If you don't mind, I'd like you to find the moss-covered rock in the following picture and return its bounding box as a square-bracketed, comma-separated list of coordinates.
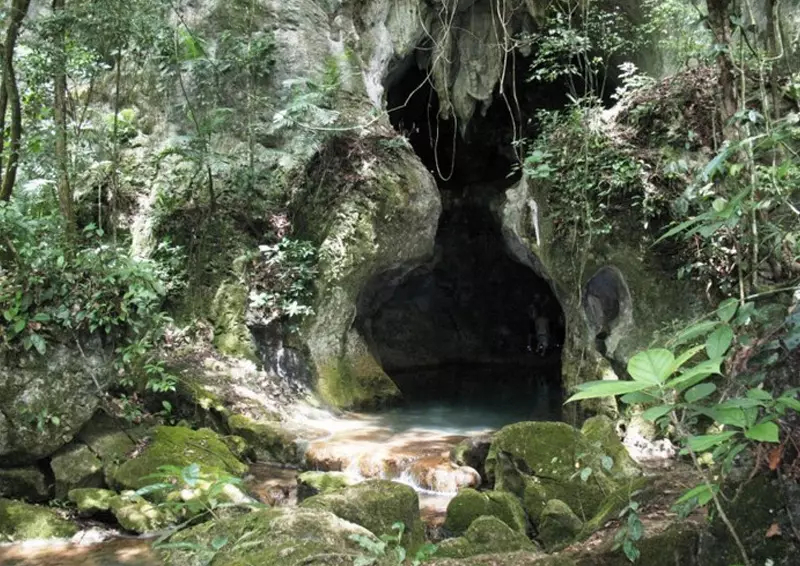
[488, 421, 621, 520]
[113, 426, 247, 490]
[226, 414, 302, 465]
[437, 516, 538, 559]
[444, 488, 527, 536]
[538, 499, 583, 551]
[210, 281, 257, 360]
[50, 442, 104, 499]
[450, 435, 492, 481]
[0, 467, 50, 502]
[0, 498, 78, 541]
[109, 492, 175, 534]
[584, 477, 651, 533]
[161, 507, 390, 566]
[301, 479, 424, 552]
[316, 345, 402, 409]
[580, 416, 640, 479]
[573, 521, 702, 566]
[76, 413, 149, 486]
[296, 471, 355, 501]
[68, 488, 116, 516]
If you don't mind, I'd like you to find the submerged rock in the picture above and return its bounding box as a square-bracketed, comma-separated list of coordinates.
[538, 499, 583, 551]
[226, 414, 302, 466]
[0, 466, 50, 502]
[50, 442, 104, 499]
[113, 426, 248, 490]
[0, 498, 78, 541]
[301, 479, 424, 552]
[68, 488, 116, 516]
[296, 471, 355, 501]
[161, 507, 387, 566]
[444, 488, 527, 536]
[437, 516, 537, 560]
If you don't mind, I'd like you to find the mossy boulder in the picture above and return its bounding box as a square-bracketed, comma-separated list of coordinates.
[437, 516, 538, 559]
[226, 414, 302, 465]
[0, 467, 50, 502]
[0, 498, 78, 541]
[109, 492, 175, 533]
[113, 426, 247, 490]
[488, 421, 624, 519]
[444, 488, 527, 536]
[210, 281, 257, 360]
[301, 479, 424, 552]
[297, 471, 355, 501]
[580, 416, 640, 479]
[317, 344, 402, 410]
[68, 488, 116, 516]
[161, 507, 390, 566]
[76, 413, 149, 485]
[538, 499, 583, 551]
[50, 442, 104, 499]
[584, 477, 651, 533]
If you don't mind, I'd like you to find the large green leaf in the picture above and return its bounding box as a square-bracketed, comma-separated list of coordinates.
[716, 298, 739, 323]
[673, 321, 719, 346]
[641, 405, 673, 422]
[686, 432, 737, 452]
[745, 422, 779, 443]
[684, 383, 717, 403]
[566, 380, 652, 403]
[705, 325, 733, 359]
[675, 483, 718, 506]
[666, 359, 722, 391]
[672, 345, 706, 373]
[701, 406, 758, 429]
[627, 349, 675, 385]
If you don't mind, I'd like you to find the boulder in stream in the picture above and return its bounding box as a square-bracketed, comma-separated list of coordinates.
[0, 498, 77, 541]
[296, 470, 355, 501]
[437, 515, 538, 560]
[444, 488, 527, 536]
[226, 414, 303, 466]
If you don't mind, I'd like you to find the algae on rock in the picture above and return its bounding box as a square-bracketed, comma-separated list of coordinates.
[437, 515, 537, 560]
[68, 488, 117, 516]
[0, 498, 77, 541]
[444, 488, 528, 536]
[538, 499, 583, 551]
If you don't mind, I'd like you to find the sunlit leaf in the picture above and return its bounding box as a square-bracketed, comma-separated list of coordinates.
[717, 298, 738, 323]
[627, 349, 675, 385]
[705, 325, 733, 359]
[684, 383, 716, 403]
[566, 380, 652, 402]
[641, 405, 672, 422]
[745, 422, 779, 443]
[686, 432, 737, 452]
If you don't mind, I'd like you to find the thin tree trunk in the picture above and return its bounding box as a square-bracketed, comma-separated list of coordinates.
[707, 0, 738, 127]
[53, 0, 74, 234]
[0, 0, 32, 201]
[110, 49, 122, 241]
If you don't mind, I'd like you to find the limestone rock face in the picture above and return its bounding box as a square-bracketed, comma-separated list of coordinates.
[437, 515, 537, 560]
[0, 344, 111, 465]
[50, 443, 104, 499]
[0, 467, 50, 502]
[444, 488, 527, 536]
[113, 426, 248, 491]
[0, 498, 77, 541]
[161, 507, 388, 566]
[300, 479, 424, 552]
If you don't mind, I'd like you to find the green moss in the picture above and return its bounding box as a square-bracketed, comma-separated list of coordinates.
[161, 507, 385, 566]
[444, 488, 527, 536]
[113, 426, 247, 490]
[538, 499, 583, 552]
[226, 414, 301, 465]
[437, 516, 536, 559]
[0, 498, 78, 541]
[109, 492, 175, 533]
[77, 413, 149, 486]
[68, 488, 116, 516]
[318, 354, 401, 410]
[210, 281, 257, 360]
[0, 467, 50, 502]
[301, 479, 424, 552]
[50, 443, 104, 499]
[580, 416, 640, 479]
[297, 471, 354, 501]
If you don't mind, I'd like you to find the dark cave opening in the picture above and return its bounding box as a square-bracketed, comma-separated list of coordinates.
[357, 60, 576, 418]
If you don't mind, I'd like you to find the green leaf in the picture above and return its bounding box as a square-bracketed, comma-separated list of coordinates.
[30, 334, 47, 355]
[745, 422, 779, 443]
[210, 536, 228, 551]
[717, 299, 738, 323]
[601, 456, 614, 472]
[641, 405, 673, 422]
[620, 391, 661, 405]
[673, 321, 719, 346]
[686, 432, 737, 452]
[675, 483, 718, 506]
[777, 395, 800, 412]
[666, 359, 722, 391]
[672, 345, 705, 373]
[684, 383, 717, 403]
[12, 318, 26, 334]
[566, 380, 652, 403]
[705, 325, 733, 359]
[627, 349, 675, 385]
[580, 467, 593, 482]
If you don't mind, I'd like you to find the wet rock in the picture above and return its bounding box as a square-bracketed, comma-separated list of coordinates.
[210, 281, 257, 360]
[296, 471, 355, 501]
[161, 507, 387, 566]
[76, 413, 148, 486]
[226, 414, 302, 466]
[68, 488, 116, 516]
[450, 434, 492, 481]
[113, 426, 248, 490]
[437, 516, 538, 559]
[408, 459, 481, 493]
[301, 479, 424, 552]
[109, 492, 175, 534]
[50, 443, 104, 499]
[0, 498, 78, 541]
[538, 499, 583, 551]
[444, 488, 527, 536]
[0, 466, 50, 502]
[580, 416, 640, 478]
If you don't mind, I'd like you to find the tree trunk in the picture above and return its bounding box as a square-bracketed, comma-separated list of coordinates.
[0, 0, 32, 201]
[53, 0, 74, 233]
[707, 0, 738, 127]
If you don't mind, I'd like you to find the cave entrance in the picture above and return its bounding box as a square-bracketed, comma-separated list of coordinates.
[357, 60, 570, 420]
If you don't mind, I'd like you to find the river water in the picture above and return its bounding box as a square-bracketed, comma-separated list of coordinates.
[0, 392, 559, 565]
